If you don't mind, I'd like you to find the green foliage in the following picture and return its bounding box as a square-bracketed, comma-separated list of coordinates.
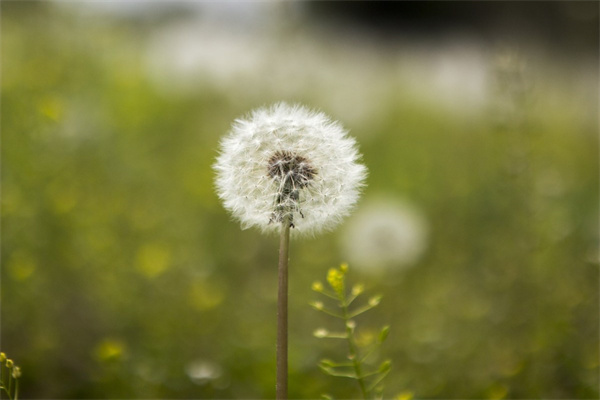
[0, 353, 21, 400]
[312, 264, 391, 399]
[1, 3, 598, 399]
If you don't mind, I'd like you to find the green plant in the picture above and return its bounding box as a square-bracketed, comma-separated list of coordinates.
[0, 352, 21, 400]
[311, 264, 391, 400]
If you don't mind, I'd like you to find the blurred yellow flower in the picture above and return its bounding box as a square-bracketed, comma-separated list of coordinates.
[188, 280, 224, 311]
[326, 267, 345, 295]
[396, 391, 414, 400]
[8, 250, 37, 281]
[94, 339, 125, 361]
[39, 96, 63, 122]
[486, 383, 508, 400]
[136, 243, 172, 278]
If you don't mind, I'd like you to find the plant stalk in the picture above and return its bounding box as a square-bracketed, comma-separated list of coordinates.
[276, 215, 291, 400]
[341, 297, 369, 399]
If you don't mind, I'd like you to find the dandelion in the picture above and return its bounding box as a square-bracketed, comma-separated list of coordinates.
[341, 198, 428, 274]
[214, 102, 367, 236]
[214, 103, 366, 399]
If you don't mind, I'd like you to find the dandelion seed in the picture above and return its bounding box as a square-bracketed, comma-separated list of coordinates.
[214, 102, 367, 236]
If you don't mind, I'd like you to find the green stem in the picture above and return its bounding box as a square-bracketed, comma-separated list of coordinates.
[7, 373, 12, 400]
[341, 296, 369, 399]
[276, 215, 291, 400]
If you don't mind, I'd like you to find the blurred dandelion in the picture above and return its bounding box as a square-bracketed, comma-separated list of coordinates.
[341, 198, 428, 273]
[214, 102, 366, 398]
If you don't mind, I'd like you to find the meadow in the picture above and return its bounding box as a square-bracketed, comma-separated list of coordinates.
[2, 2, 598, 398]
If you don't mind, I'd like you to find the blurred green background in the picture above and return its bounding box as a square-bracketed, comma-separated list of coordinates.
[2, 1, 598, 399]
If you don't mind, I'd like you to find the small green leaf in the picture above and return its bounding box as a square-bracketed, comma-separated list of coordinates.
[320, 359, 336, 367]
[321, 394, 334, 400]
[368, 295, 382, 307]
[379, 325, 390, 343]
[319, 364, 358, 379]
[319, 359, 354, 368]
[378, 360, 392, 373]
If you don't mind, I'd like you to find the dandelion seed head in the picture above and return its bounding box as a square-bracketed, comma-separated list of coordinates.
[341, 197, 428, 273]
[214, 102, 367, 236]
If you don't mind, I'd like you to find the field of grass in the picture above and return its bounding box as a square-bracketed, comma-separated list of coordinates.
[2, 3, 598, 399]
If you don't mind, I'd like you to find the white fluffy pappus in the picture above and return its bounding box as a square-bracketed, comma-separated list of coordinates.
[214, 103, 367, 236]
[341, 198, 429, 273]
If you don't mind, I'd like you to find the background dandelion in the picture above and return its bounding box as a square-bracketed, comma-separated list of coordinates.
[1, 2, 598, 399]
[341, 197, 428, 274]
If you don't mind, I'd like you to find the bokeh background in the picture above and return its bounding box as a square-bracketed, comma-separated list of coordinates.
[2, 1, 598, 399]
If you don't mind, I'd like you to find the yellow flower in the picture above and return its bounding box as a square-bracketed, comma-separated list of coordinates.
[327, 267, 345, 295]
[396, 391, 414, 400]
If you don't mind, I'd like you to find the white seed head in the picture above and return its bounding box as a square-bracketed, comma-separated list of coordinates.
[341, 197, 429, 273]
[214, 102, 367, 236]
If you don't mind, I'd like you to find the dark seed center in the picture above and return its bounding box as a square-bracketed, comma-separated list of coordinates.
[267, 150, 316, 188]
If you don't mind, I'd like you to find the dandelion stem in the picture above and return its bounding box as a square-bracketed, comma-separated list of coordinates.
[276, 215, 291, 400]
